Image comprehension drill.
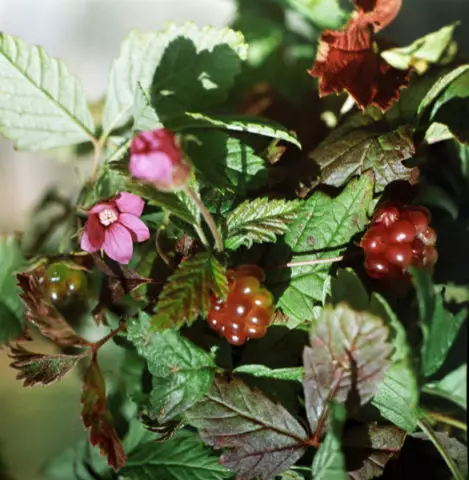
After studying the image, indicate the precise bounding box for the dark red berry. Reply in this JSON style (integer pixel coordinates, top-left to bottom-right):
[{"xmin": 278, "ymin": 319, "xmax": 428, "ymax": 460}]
[
  {"xmin": 224, "ymin": 324, "xmax": 247, "ymax": 346},
  {"xmin": 425, "ymin": 246, "xmax": 439, "ymax": 267},
  {"xmin": 388, "ymin": 220, "xmax": 417, "ymax": 244},
  {"xmin": 364, "ymin": 254, "xmax": 394, "ymax": 279},
  {"xmin": 246, "ymin": 324, "xmax": 267, "ymax": 339},
  {"xmin": 400, "ymin": 206, "xmax": 431, "ymax": 233},
  {"xmin": 361, "ymin": 224, "xmax": 388, "ymax": 254},
  {"xmin": 385, "ymin": 243, "xmax": 413, "ymax": 268},
  {"xmin": 371, "ymin": 202, "xmax": 402, "ymax": 227},
  {"xmin": 418, "ymin": 226, "xmax": 437, "ymax": 246}
]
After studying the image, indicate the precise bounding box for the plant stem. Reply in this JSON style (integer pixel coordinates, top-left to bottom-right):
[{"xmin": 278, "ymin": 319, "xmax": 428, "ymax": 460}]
[
  {"xmin": 155, "ymin": 229, "xmax": 175, "ymax": 268},
  {"xmin": 417, "ymin": 418, "xmax": 465, "ymax": 480},
  {"xmin": 90, "ymin": 138, "xmax": 103, "ymax": 183},
  {"xmin": 90, "ymin": 322, "xmax": 127, "ymax": 354},
  {"xmin": 184, "ymin": 185, "xmax": 224, "ymax": 252},
  {"xmin": 270, "ymin": 252, "xmax": 361, "ymax": 269},
  {"xmin": 424, "ymin": 410, "xmax": 467, "ymax": 432}
]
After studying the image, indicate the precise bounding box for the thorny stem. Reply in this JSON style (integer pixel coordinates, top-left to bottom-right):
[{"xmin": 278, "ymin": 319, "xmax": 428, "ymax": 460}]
[
  {"xmin": 90, "ymin": 322, "xmax": 127, "ymax": 354},
  {"xmin": 184, "ymin": 185, "xmax": 224, "ymax": 252},
  {"xmin": 417, "ymin": 418, "xmax": 465, "ymax": 480},
  {"xmin": 424, "ymin": 410, "xmax": 467, "ymax": 432}
]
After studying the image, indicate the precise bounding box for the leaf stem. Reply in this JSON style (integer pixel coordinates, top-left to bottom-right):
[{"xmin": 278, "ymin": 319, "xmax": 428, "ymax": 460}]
[
  {"xmin": 270, "ymin": 252, "xmax": 361, "ymax": 269},
  {"xmin": 423, "ymin": 410, "xmax": 467, "ymax": 432},
  {"xmin": 417, "ymin": 418, "xmax": 465, "ymax": 480},
  {"xmin": 184, "ymin": 186, "xmax": 224, "ymax": 252},
  {"xmin": 90, "ymin": 322, "xmax": 127, "ymax": 354},
  {"xmin": 155, "ymin": 229, "xmax": 175, "ymax": 268}
]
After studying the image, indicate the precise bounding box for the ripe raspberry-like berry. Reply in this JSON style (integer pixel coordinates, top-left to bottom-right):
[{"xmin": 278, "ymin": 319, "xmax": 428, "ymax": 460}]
[
  {"xmin": 388, "ymin": 220, "xmax": 417, "ymax": 244},
  {"xmin": 385, "ymin": 243, "xmax": 413, "ymax": 268},
  {"xmin": 418, "ymin": 227, "xmax": 437, "ymax": 246},
  {"xmin": 364, "ymin": 254, "xmax": 394, "ymax": 279},
  {"xmin": 361, "ymin": 225, "xmax": 388, "ymax": 254},
  {"xmin": 400, "ymin": 206, "xmax": 430, "ymax": 233},
  {"xmin": 371, "ymin": 201, "xmax": 402, "ymax": 227}
]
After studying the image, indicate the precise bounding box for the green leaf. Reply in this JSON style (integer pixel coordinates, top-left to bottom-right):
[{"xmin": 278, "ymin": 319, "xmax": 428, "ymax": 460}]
[
  {"xmin": 102, "ymin": 23, "xmax": 247, "ymax": 132},
  {"xmin": 151, "ymin": 252, "xmax": 228, "ymax": 330},
  {"xmin": 120, "ymin": 430, "xmax": 232, "ymax": 480},
  {"xmin": 186, "ymin": 376, "xmax": 308, "ymax": 480},
  {"xmin": 186, "ymin": 131, "xmax": 268, "ymax": 193},
  {"xmin": 309, "ymin": 114, "xmax": 415, "ymax": 192},
  {"xmin": 0, "ymin": 236, "xmax": 26, "ymax": 344},
  {"xmin": 274, "ymin": 174, "xmax": 374, "ymax": 324},
  {"xmin": 423, "ymin": 363, "xmax": 467, "ymax": 410},
  {"xmin": 128, "ymin": 314, "xmax": 217, "ymax": 422},
  {"xmin": 311, "ymin": 403, "xmax": 346, "ymax": 480},
  {"xmin": 234, "ymin": 364, "xmax": 304, "ymax": 382},
  {"xmin": 167, "ymin": 111, "xmax": 301, "ymax": 148},
  {"xmin": 133, "ymin": 83, "xmax": 162, "ymax": 132},
  {"xmin": 381, "ymin": 23, "xmax": 458, "ymax": 71},
  {"xmin": 0, "ymin": 33, "xmax": 95, "ymax": 150},
  {"xmin": 411, "ymin": 268, "xmax": 467, "ymax": 377},
  {"xmin": 8, "ymin": 344, "xmax": 84, "ymax": 387},
  {"xmin": 303, "ymin": 303, "xmax": 392, "ymax": 435},
  {"xmin": 225, "ymin": 197, "xmax": 301, "ymax": 250}
]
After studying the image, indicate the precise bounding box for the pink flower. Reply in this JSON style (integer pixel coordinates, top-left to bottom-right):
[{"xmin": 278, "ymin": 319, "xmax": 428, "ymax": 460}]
[
  {"xmin": 80, "ymin": 192, "xmax": 150, "ymax": 264},
  {"xmin": 129, "ymin": 129, "xmax": 191, "ymax": 191}
]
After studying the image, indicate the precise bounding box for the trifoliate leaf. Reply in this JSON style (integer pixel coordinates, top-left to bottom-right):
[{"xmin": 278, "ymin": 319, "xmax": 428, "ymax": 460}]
[
  {"xmin": 225, "ymin": 197, "xmax": 301, "ymax": 250},
  {"xmin": 381, "ymin": 23, "xmax": 459, "ymax": 73},
  {"xmin": 274, "ymin": 174, "xmax": 374, "ymax": 324},
  {"xmin": 311, "ymin": 402, "xmax": 346, "ymax": 480},
  {"xmin": 0, "ymin": 33, "xmax": 95, "ymax": 150},
  {"xmin": 17, "ymin": 273, "xmax": 89, "ymax": 348},
  {"xmin": 120, "ymin": 430, "xmax": 232, "ymax": 480},
  {"xmin": 151, "ymin": 252, "xmax": 228, "ymax": 330},
  {"xmin": 308, "ymin": 114, "xmax": 416, "ymax": 192},
  {"xmin": 81, "ymin": 354, "xmax": 126, "ymax": 471},
  {"xmin": 411, "ymin": 267, "xmax": 467, "ymax": 377},
  {"xmin": 423, "ymin": 364, "xmax": 467, "ymax": 410},
  {"xmin": 0, "ymin": 236, "xmax": 27, "ymax": 344},
  {"xmin": 128, "ymin": 314, "xmax": 216, "ymax": 422},
  {"xmin": 102, "ymin": 22, "xmax": 247, "ymax": 132},
  {"xmin": 303, "ymin": 303, "xmax": 392, "ymax": 435},
  {"xmin": 185, "ymin": 131, "xmax": 268, "ymax": 194},
  {"xmin": 167, "ymin": 111, "xmax": 301, "ymax": 148},
  {"xmin": 8, "ymin": 343, "xmax": 85, "ymax": 387},
  {"xmin": 186, "ymin": 377, "xmax": 309, "ymax": 480}
]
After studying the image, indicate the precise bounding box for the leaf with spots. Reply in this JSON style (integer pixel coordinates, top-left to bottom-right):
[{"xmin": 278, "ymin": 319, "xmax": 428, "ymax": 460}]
[{"xmin": 185, "ymin": 377, "xmax": 309, "ymax": 480}]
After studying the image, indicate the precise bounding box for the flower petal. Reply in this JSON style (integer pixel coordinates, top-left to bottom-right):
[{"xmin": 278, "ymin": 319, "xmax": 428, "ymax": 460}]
[
  {"xmin": 80, "ymin": 214, "xmax": 105, "ymax": 252},
  {"xmin": 89, "ymin": 202, "xmax": 115, "ymax": 214},
  {"xmin": 129, "ymin": 151, "xmax": 174, "ymax": 185},
  {"xmin": 103, "ymin": 223, "xmax": 133, "ymax": 264},
  {"xmin": 115, "ymin": 192, "xmax": 145, "ymax": 216},
  {"xmin": 118, "ymin": 214, "xmax": 150, "ymax": 242}
]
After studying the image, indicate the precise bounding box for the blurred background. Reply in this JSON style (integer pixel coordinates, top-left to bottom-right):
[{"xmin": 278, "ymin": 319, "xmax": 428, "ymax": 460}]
[{"xmin": 0, "ymin": 0, "xmax": 468, "ymax": 479}]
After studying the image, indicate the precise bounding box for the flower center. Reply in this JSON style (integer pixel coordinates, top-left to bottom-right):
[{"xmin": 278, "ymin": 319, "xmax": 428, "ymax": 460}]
[{"xmin": 98, "ymin": 207, "xmax": 118, "ymax": 226}]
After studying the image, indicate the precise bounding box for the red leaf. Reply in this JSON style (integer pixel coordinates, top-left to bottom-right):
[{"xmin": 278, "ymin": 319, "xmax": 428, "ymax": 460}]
[
  {"xmin": 81, "ymin": 354, "xmax": 126, "ymax": 471},
  {"xmin": 309, "ymin": 0, "xmax": 409, "ymax": 112}
]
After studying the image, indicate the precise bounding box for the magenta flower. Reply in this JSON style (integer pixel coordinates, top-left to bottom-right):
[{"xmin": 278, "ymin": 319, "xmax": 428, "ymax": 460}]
[
  {"xmin": 129, "ymin": 128, "xmax": 191, "ymax": 191},
  {"xmin": 80, "ymin": 192, "xmax": 150, "ymax": 264}
]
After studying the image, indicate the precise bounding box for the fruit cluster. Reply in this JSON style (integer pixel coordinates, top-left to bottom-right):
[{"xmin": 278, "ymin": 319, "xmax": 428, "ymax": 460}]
[
  {"xmin": 361, "ymin": 202, "xmax": 438, "ymax": 279},
  {"xmin": 43, "ymin": 262, "xmax": 88, "ymax": 304},
  {"xmin": 207, "ymin": 265, "xmax": 274, "ymax": 346}
]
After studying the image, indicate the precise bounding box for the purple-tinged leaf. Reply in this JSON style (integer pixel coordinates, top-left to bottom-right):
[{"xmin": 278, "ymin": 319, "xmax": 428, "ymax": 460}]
[
  {"xmin": 185, "ymin": 377, "xmax": 309, "ymax": 480},
  {"xmin": 303, "ymin": 303, "xmax": 392, "ymax": 437}
]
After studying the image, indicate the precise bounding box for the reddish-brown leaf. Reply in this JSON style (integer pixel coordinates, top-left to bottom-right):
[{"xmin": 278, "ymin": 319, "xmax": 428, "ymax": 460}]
[
  {"xmin": 81, "ymin": 353, "xmax": 126, "ymax": 471},
  {"xmin": 8, "ymin": 343, "xmax": 86, "ymax": 387},
  {"xmin": 309, "ymin": 0, "xmax": 409, "ymax": 112},
  {"xmin": 17, "ymin": 273, "xmax": 89, "ymax": 348}
]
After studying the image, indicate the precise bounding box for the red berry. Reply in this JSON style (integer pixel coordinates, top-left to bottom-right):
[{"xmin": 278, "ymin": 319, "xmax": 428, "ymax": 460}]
[
  {"xmin": 252, "ymin": 288, "xmax": 274, "ymax": 309},
  {"xmin": 246, "ymin": 324, "xmax": 267, "ymax": 339},
  {"xmin": 224, "ymin": 324, "xmax": 247, "ymax": 346},
  {"xmin": 225, "ymin": 296, "xmax": 253, "ymax": 318},
  {"xmin": 384, "ymin": 243, "xmax": 413, "ymax": 268},
  {"xmin": 425, "ymin": 246, "xmax": 439, "ymax": 267},
  {"xmin": 371, "ymin": 202, "xmax": 402, "ymax": 227},
  {"xmin": 418, "ymin": 227, "xmax": 437, "ymax": 246},
  {"xmin": 361, "ymin": 225, "xmax": 389, "ymax": 254},
  {"xmin": 233, "ymin": 264, "xmax": 266, "ymax": 282},
  {"xmin": 208, "ymin": 309, "xmax": 225, "ymax": 332},
  {"xmin": 388, "ymin": 220, "xmax": 417, "ymax": 244},
  {"xmin": 246, "ymin": 307, "xmax": 272, "ymax": 327},
  {"xmin": 233, "ymin": 276, "xmax": 260, "ymax": 296},
  {"xmin": 400, "ymin": 206, "xmax": 431, "ymax": 233},
  {"xmin": 364, "ymin": 254, "xmax": 395, "ymax": 279}
]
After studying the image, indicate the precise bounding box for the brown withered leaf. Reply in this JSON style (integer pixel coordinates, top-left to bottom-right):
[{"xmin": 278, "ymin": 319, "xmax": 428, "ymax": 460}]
[
  {"xmin": 17, "ymin": 273, "xmax": 89, "ymax": 348},
  {"xmin": 8, "ymin": 343, "xmax": 86, "ymax": 387},
  {"xmin": 303, "ymin": 303, "xmax": 392, "ymax": 437},
  {"xmin": 185, "ymin": 377, "xmax": 309, "ymax": 480},
  {"xmin": 309, "ymin": 114, "xmax": 416, "ymax": 192},
  {"xmin": 81, "ymin": 354, "xmax": 126, "ymax": 471},
  {"xmin": 343, "ymin": 423, "xmax": 406, "ymax": 479}
]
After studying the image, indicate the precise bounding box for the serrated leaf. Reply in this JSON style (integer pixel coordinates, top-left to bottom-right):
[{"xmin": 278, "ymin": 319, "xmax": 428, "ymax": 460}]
[
  {"xmin": 0, "ymin": 33, "xmax": 95, "ymax": 150},
  {"xmin": 120, "ymin": 430, "xmax": 232, "ymax": 480},
  {"xmin": 151, "ymin": 253, "xmax": 228, "ymax": 330},
  {"xmin": 167, "ymin": 111, "xmax": 301, "ymax": 148},
  {"xmin": 186, "ymin": 131, "xmax": 268, "ymax": 193},
  {"xmin": 102, "ymin": 23, "xmax": 247, "ymax": 132},
  {"xmin": 81, "ymin": 354, "xmax": 126, "ymax": 471},
  {"xmin": 225, "ymin": 197, "xmax": 301, "ymax": 250},
  {"xmin": 17, "ymin": 273, "xmax": 89, "ymax": 348},
  {"xmin": 303, "ymin": 303, "xmax": 392, "ymax": 435},
  {"xmin": 234, "ymin": 364, "xmax": 304, "ymax": 382},
  {"xmin": 411, "ymin": 268, "xmax": 467, "ymax": 377},
  {"xmin": 309, "ymin": 115, "xmax": 416, "ymax": 192},
  {"xmin": 343, "ymin": 424, "xmax": 406, "ymax": 480},
  {"xmin": 8, "ymin": 343, "xmax": 85, "ymax": 387},
  {"xmin": 128, "ymin": 313, "xmax": 216, "ymax": 421},
  {"xmin": 423, "ymin": 363, "xmax": 467, "ymax": 410},
  {"xmin": 382, "ymin": 23, "xmax": 458, "ymax": 72},
  {"xmin": 274, "ymin": 174, "xmax": 374, "ymax": 324},
  {"xmin": 186, "ymin": 377, "xmax": 308, "ymax": 480},
  {"xmin": 311, "ymin": 402, "xmax": 346, "ymax": 480},
  {"xmin": 0, "ymin": 236, "xmax": 27, "ymax": 344}
]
